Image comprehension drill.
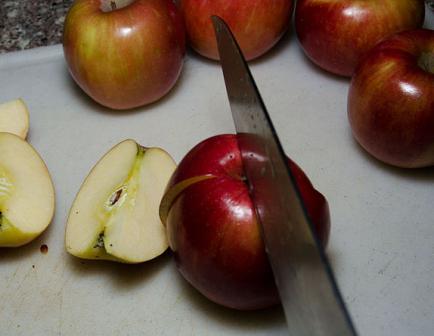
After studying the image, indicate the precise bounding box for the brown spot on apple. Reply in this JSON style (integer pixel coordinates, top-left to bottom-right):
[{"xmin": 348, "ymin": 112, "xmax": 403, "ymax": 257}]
[{"xmin": 40, "ymin": 244, "xmax": 48, "ymax": 254}]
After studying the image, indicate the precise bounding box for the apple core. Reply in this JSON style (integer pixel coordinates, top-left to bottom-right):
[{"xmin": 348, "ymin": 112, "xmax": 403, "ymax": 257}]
[
  {"xmin": 0, "ymin": 171, "xmax": 13, "ymax": 201},
  {"xmin": 94, "ymin": 148, "xmax": 145, "ymax": 253}
]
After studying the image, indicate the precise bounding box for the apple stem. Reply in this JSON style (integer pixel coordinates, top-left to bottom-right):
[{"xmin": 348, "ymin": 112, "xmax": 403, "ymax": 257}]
[
  {"xmin": 100, "ymin": 0, "xmax": 135, "ymax": 12},
  {"xmin": 418, "ymin": 52, "xmax": 434, "ymax": 75}
]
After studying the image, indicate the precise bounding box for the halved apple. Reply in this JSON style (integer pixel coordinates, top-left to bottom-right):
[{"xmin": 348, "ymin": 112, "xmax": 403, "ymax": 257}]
[
  {"xmin": 0, "ymin": 132, "xmax": 55, "ymax": 247},
  {"xmin": 65, "ymin": 139, "xmax": 177, "ymax": 263},
  {"xmin": 0, "ymin": 99, "xmax": 30, "ymax": 139}
]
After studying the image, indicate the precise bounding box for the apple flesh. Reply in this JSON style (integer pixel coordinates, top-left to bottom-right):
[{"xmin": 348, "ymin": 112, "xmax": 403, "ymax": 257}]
[
  {"xmin": 0, "ymin": 132, "xmax": 55, "ymax": 247},
  {"xmin": 65, "ymin": 139, "xmax": 176, "ymax": 263},
  {"xmin": 295, "ymin": 0, "xmax": 425, "ymax": 77},
  {"xmin": 0, "ymin": 98, "xmax": 29, "ymax": 139},
  {"xmin": 160, "ymin": 134, "xmax": 330, "ymax": 310},
  {"xmin": 178, "ymin": 0, "xmax": 293, "ymax": 61},
  {"xmin": 63, "ymin": 0, "xmax": 185, "ymax": 110},
  {"xmin": 348, "ymin": 29, "xmax": 434, "ymax": 168}
]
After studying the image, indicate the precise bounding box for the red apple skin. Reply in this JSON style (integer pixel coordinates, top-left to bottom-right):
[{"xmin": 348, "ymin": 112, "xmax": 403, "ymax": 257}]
[
  {"xmin": 295, "ymin": 0, "xmax": 425, "ymax": 77},
  {"xmin": 63, "ymin": 0, "xmax": 185, "ymax": 110},
  {"xmin": 164, "ymin": 134, "xmax": 330, "ymax": 310},
  {"xmin": 348, "ymin": 29, "xmax": 434, "ymax": 168},
  {"xmin": 178, "ymin": 0, "xmax": 294, "ymax": 61}
]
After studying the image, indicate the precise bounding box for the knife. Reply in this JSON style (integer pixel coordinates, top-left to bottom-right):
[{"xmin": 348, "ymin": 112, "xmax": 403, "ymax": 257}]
[{"xmin": 211, "ymin": 16, "xmax": 357, "ymax": 336}]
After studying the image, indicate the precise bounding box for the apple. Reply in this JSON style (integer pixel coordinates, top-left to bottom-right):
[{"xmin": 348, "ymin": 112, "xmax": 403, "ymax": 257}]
[
  {"xmin": 348, "ymin": 29, "xmax": 434, "ymax": 168},
  {"xmin": 65, "ymin": 139, "xmax": 176, "ymax": 263},
  {"xmin": 63, "ymin": 0, "xmax": 186, "ymax": 110},
  {"xmin": 159, "ymin": 134, "xmax": 330, "ymax": 310},
  {"xmin": 0, "ymin": 98, "xmax": 29, "ymax": 139},
  {"xmin": 295, "ymin": 0, "xmax": 425, "ymax": 77},
  {"xmin": 178, "ymin": 0, "xmax": 293, "ymax": 61},
  {"xmin": 0, "ymin": 132, "xmax": 55, "ymax": 247}
]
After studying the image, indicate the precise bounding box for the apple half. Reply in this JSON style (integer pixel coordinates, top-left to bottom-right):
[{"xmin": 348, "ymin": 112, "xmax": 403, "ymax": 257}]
[
  {"xmin": 0, "ymin": 98, "xmax": 30, "ymax": 139},
  {"xmin": 0, "ymin": 132, "xmax": 55, "ymax": 247},
  {"xmin": 65, "ymin": 139, "xmax": 177, "ymax": 263}
]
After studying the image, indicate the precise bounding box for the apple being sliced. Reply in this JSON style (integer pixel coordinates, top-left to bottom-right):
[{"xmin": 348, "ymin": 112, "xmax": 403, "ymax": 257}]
[
  {"xmin": 65, "ymin": 139, "xmax": 176, "ymax": 263},
  {"xmin": 0, "ymin": 99, "xmax": 30, "ymax": 139},
  {"xmin": 0, "ymin": 132, "xmax": 55, "ymax": 247}
]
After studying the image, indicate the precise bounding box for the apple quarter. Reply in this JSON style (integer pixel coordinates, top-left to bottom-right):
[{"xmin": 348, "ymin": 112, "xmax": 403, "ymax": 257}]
[
  {"xmin": 65, "ymin": 139, "xmax": 176, "ymax": 263},
  {"xmin": 0, "ymin": 132, "xmax": 55, "ymax": 247},
  {"xmin": 0, "ymin": 98, "xmax": 30, "ymax": 139}
]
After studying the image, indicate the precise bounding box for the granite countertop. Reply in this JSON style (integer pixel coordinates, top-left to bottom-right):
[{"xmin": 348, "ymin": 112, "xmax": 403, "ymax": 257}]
[
  {"xmin": 1, "ymin": 1, "xmax": 434, "ymax": 54},
  {"xmin": 0, "ymin": 0, "xmax": 73, "ymax": 54}
]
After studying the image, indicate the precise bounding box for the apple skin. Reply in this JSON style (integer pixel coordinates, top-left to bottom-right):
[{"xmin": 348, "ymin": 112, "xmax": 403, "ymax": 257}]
[
  {"xmin": 163, "ymin": 134, "xmax": 330, "ymax": 310},
  {"xmin": 63, "ymin": 0, "xmax": 185, "ymax": 110},
  {"xmin": 348, "ymin": 29, "xmax": 434, "ymax": 168},
  {"xmin": 295, "ymin": 0, "xmax": 425, "ymax": 77},
  {"xmin": 178, "ymin": 0, "xmax": 293, "ymax": 61}
]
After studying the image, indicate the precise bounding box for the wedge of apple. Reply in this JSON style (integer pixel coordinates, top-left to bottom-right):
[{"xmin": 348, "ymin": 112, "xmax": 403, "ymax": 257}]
[
  {"xmin": 0, "ymin": 132, "xmax": 55, "ymax": 247},
  {"xmin": 65, "ymin": 139, "xmax": 177, "ymax": 263},
  {"xmin": 0, "ymin": 99, "xmax": 30, "ymax": 139}
]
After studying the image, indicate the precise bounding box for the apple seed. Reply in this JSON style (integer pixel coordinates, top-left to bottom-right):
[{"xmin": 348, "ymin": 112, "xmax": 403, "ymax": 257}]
[
  {"xmin": 94, "ymin": 233, "xmax": 105, "ymax": 249},
  {"xmin": 108, "ymin": 188, "xmax": 123, "ymax": 206}
]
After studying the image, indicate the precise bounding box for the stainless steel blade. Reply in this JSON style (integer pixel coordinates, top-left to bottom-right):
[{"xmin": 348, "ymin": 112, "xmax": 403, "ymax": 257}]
[{"xmin": 212, "ymin": 16, "xmax": 357, "ymax": 336}]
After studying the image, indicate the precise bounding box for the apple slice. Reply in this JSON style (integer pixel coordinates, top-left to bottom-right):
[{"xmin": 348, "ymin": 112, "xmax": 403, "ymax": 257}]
[
  {"xmin": 0, "ymin": 132, "xmax": 55, "ymax": 247},
  {"xmin": 0, "ymin": 99, "xmax": 30, "ymax": 139},
  {"xmin": 65, "ymin": 139, "xmax": 177, "ymax": 263}
]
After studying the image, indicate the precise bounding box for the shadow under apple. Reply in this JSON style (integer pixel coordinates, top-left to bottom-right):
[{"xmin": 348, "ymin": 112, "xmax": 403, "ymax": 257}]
[
  {"xmin": 65, "ymin": 248, "xmax": 172, "ymax": 291},
  {"xmin": 347, "ymin": 131, "xmax": 434, "ymax": 182},
  {"xmin": 173, "ymin": 268, "xmax": 287, "ymax": 333},
  {"xmin": 188, "ymin": 21, "xmax": 297, "ymax": 68},
  {"xmin": 0, "ymin": 210, "xmax": 57, "ymax": 262}
]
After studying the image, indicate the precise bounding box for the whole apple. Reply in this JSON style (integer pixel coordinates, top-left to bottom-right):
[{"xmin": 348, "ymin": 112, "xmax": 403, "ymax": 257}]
[
  {"xmin": 178, "ymin": 0, "xmax": 293, "ymax": 61},
  {"xmin": 295, "ymin": 0, "xmax": 425, "ymax": 77},
  {"xmin": 159, "ymin": 134, "xmax": 330, "ymax": 310},
  {"xmin": 348, "ymin": 29, "xmax": 434, "ymax": 168},
  {"xmin": 63, "ymin": 0, "xmax": 185, "ymax": 110}
]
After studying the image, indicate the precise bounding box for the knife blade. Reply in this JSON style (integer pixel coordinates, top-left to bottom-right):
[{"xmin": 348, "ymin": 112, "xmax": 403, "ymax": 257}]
[{"xmin": 211, "ymin": 16, "xmax": 357, "ymax": 336}]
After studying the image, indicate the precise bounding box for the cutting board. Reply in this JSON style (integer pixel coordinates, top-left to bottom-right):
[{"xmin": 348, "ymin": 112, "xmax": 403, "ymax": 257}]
[{"xmin": 1, "ymin": 13, "xmax": 433, "ymax": 336}]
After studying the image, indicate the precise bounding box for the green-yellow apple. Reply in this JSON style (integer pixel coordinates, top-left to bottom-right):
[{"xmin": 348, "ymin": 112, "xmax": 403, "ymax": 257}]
[
  {"xmin": 348, "ymin": 29, "xmax": 434, "ymax": 168},
  {"xmin": 159, "ymin": 134, "xmax": 330, "ymax": 310},
  {"xmin": 65, "ymin": 139, "xmax": 176, "ymax": 263},
  {"xmin": 178, "ymin": 0, "xmax": 293, "ymax": 61},
  {"xmin": 63, "ymin": 0, "xmax": 186, "ymax": 110},
  {"xmin": 0, "ymin": 132, "xmax": 55, "ymax": 247},
  {"xmin": 0, "ymin": 98, "xmax": 29, "ymax": 139},
  {"xmin": 295, "ymin": 0, "xmax": 425, "ymax": 77}
]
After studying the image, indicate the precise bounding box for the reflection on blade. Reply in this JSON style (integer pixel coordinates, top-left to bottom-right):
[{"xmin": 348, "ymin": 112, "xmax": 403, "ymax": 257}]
[{"xmin": 212, "ymin": 16, "xmax": 357, "ymax": 336}]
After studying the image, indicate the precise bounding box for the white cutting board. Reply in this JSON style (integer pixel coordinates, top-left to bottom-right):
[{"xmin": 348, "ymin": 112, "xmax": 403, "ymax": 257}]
[{"xmin": 0, "ymin": 13, "xmax": 433, "ymax": 336}]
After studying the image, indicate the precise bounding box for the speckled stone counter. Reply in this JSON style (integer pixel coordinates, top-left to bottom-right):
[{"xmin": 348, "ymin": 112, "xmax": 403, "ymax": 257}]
[
  {"xmin": 1, "ymin": 1, "xmax": 434, "ymax": 54},
  {"xmin": 0, "ymin": 0, "xmax": 73, "ymax": 53}
]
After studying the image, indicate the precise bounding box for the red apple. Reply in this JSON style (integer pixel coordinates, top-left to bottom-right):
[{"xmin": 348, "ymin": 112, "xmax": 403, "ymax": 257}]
[
  {"xmin": 178, "ymin": 0, "xmax": 294, "ymax": 61},
  {"xmin": 63, "ymin": 0, "xmax": 185, "ymax": 110},
  {"xmin": 159, "ymin": 134, "xmax": 330, "ymax": 310},
  {"xmin": 295, "ymin": 0, "xmax": 425, "ymax": 77},
  {"xmin": 348, "ymin": 29, "xmax": 434, "ymax": 168}
]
